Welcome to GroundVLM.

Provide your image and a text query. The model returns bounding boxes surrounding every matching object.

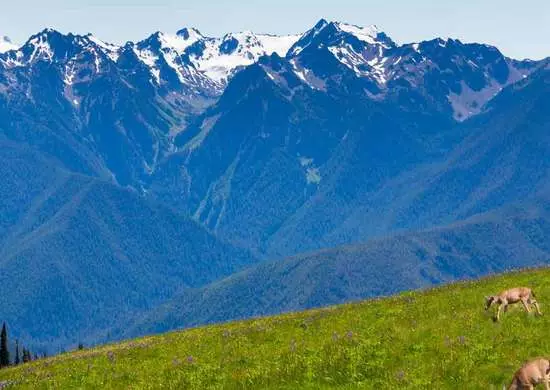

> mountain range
[123,196,550,340]
[0,19,549,351]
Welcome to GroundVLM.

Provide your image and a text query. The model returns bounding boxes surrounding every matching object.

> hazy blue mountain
[123,197,550,339]
[0,138,256,352]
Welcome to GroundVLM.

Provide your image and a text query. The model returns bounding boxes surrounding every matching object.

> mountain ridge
[119,195,550,339]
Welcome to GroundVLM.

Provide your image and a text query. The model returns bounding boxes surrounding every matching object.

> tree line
[0,322,39,369]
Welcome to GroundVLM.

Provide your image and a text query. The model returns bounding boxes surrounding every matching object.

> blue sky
[1,0,548,59]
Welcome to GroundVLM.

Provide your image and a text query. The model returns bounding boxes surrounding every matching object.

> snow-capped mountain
[2,20,539,121]
[283,20,540,120]
[1,29,116,65]
[0,19,546,189]
[133,28,300,92]
[0,27,299,98]
[0,35,17,53]
[133,30,217,95]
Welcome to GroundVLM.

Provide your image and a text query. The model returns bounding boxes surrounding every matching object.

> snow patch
[256,34,300,57]
[64,63,76,85]
[306,167,321,184]
[28,35,54,62]
[298,156,321,184]
[87,34,120,62]
[134,48,161,84]
[290,59,326,90]
[190,31,299,83]
[335,22,380,45]
[299,156,314,167]
[329,44,388,84]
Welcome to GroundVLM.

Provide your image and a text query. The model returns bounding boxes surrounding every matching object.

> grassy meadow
[3,268,550,389]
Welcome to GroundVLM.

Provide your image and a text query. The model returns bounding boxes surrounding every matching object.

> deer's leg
[496,303,505,321]
[531,299,543,316]
[521,299,531,313]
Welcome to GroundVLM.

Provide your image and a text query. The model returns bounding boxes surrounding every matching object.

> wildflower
[0,381,13,389]
[396,370,406,381]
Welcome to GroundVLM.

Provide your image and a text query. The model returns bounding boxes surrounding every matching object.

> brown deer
[485,287,542,322]
[508,358,550,389]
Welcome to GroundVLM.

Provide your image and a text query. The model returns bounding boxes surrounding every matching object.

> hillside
[120,197,550,339]
[3,268,550,388]
[0,138,257,352]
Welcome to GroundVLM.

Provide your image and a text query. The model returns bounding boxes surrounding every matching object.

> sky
[1,0,548,60]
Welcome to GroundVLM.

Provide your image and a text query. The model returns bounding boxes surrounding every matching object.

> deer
[508,358,550,389]
[485,287,542,322]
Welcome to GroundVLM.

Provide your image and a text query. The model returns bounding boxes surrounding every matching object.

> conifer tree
[15,340,20,365]
[0,323,10,368]
[26,349,31,363]
[22,349,30,363]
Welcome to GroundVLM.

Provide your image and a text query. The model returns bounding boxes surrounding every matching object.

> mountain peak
[176,27,203,41]
[138,29,202,55]
[30,28,63,41]
[289,19,393,57]
[3,28,121,68]
[25,28,90,49]
[313,18,329,30]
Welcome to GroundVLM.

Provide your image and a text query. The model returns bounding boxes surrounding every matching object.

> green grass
[4,268,550,389]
